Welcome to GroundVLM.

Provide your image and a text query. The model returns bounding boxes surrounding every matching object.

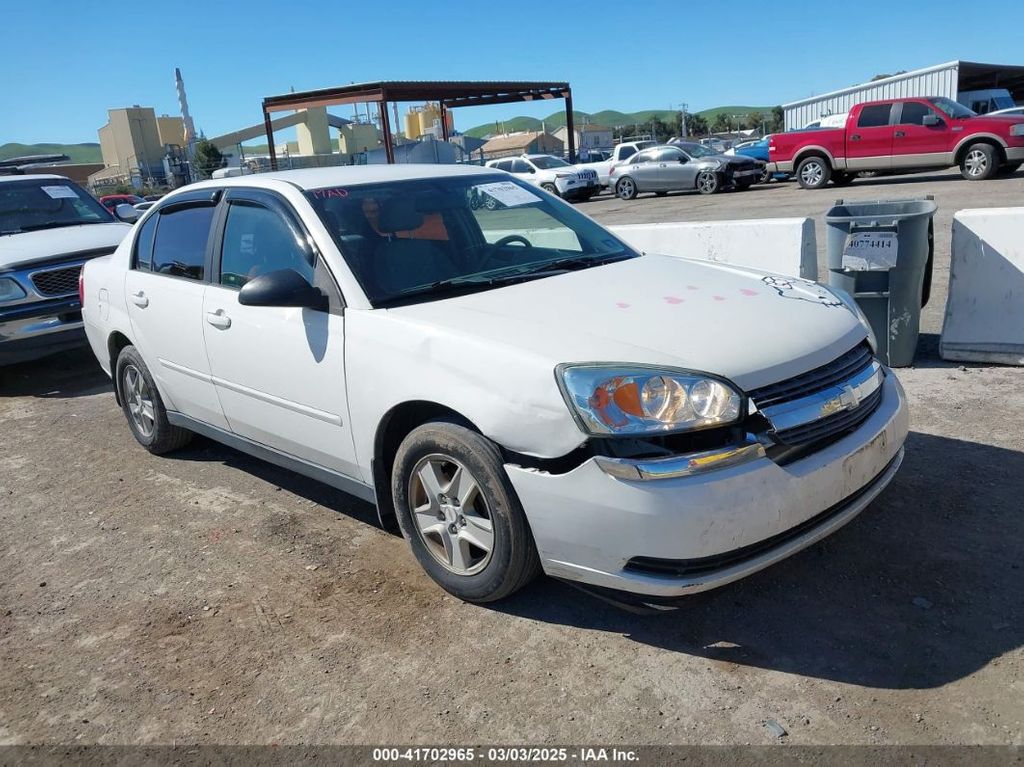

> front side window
[151,205,214,281]
[529,155,571,170]
[857,104,894,127]
[0,179,113,235]
[898,102,940,126]
[305,175,637,306]
[510,159,533,173]
[219,202,314,288]
[653,147,685,162]
[929,97,975,119]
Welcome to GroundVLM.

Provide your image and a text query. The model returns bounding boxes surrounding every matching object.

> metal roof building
[782,60,1024,130]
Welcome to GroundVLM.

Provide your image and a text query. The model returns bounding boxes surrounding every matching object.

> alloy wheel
[697,172,718,193]
[800,160,824,186]
[965,149,988,177]
[408,454,494,576]
[617,179,635,199]
[123,364,155,438]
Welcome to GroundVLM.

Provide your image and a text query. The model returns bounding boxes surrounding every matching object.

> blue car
[728,137,790,183]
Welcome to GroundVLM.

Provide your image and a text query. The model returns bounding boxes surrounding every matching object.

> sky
[2,0,1023,146]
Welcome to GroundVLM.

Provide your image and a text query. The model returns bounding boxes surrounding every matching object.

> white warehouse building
[782,60,1024,131]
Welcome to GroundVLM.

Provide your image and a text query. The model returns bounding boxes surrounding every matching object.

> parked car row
[609,142,765,199]
[75,163,907,608]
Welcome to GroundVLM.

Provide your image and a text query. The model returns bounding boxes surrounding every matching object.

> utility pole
[677,102,689,138]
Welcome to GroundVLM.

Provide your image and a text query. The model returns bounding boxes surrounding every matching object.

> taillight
[78,269,85,305]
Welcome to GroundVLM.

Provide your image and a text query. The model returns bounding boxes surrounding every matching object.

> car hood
[0,223,131,271]
[389,255,866,392]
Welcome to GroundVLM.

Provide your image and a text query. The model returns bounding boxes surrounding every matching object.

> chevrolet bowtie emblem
[821,384,861,417]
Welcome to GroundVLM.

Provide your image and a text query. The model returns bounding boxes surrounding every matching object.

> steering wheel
[478,234,535,271]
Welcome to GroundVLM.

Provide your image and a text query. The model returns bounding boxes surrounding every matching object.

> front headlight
[557,365,743,436]
[0,277,27,303]
[825,285,878,352]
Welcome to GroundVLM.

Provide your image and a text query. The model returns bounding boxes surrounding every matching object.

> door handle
[850,134,861,141]
[894,130,906,138]
[130,291,149,308]
[206,310,231,329]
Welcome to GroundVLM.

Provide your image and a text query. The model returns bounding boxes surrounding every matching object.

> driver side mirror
[922,114,942,127]
[678,156,688,164]
[114,204,141,224]
[238,268,328,311]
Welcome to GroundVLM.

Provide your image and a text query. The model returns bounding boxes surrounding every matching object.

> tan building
[94,106,186,186]
[553,124,613,152]
[480,131,563,160]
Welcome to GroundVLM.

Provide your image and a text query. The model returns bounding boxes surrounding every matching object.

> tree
[745,111,765,132]
[193,139,225,178]
[711,112,731,134]
[870,70,906,82]
[686,113,708,137]
[768,106,785,133]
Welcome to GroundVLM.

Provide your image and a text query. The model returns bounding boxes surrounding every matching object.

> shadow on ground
[499,429,1023,690]
[0,347,110,399]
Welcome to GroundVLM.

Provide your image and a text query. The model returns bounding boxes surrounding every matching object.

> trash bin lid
[825,198,937,225]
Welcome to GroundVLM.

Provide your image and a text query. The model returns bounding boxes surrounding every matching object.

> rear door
[124,192,227,429]
[201,188,358,477]
[625,149,663,191]
[891,101,952,169]
[846,103,895,170]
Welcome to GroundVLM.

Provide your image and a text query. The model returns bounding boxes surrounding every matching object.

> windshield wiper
[14,221,86,233]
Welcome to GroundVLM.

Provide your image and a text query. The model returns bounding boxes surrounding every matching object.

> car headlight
[825,285,878,352]
[1010,123,1024,137]
[0,277,27,302]
[557,364,744,436]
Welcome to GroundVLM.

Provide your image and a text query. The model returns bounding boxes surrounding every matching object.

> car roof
[0,173,70,184]
[185,164,498,193]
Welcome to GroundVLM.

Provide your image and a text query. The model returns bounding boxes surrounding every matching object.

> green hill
[0,143,102,164]
[464,106,773,138]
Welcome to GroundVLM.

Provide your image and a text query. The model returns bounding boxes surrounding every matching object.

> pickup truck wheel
[696,171,721,194]
[960,144,998,180]
[115,345,192,454]
[831,171,857,186]
[392,420,541,603]
[615,177,638,200]
[796,156,831,189]
[541,182,560,196]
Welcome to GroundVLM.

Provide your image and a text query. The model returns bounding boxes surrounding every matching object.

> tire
[796,155,832,189]
[615,177,638,200]
[696,170,721,195]
[115,345,192,454]
[831,171,858,186]
[758,166,771,184]
[540,182,560,196]
[391,420,541,603]
[959,143,999,180]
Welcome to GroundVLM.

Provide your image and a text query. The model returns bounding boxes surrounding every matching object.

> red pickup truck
[769,97,1024,189]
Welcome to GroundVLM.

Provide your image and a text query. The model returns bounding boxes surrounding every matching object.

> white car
[0,174,131,365]
[81,165,908,607]
[485,155,599,201]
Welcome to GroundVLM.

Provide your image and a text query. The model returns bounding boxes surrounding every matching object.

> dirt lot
[1,169,1022,747]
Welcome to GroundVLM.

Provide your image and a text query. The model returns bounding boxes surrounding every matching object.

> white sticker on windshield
[41,185,79,200]
[476,182,540,208]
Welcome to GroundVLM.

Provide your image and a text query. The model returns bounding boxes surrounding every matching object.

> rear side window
[632,150,656,164]
[857,104,893,128]
[132,213,158,271]
[151,205,214,281]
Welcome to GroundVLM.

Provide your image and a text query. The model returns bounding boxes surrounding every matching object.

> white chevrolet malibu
[81,165,908,607]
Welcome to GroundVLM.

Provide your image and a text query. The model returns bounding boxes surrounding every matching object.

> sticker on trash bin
[842,232,898,271]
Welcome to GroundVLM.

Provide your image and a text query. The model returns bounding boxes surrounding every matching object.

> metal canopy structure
[261,80,575,168]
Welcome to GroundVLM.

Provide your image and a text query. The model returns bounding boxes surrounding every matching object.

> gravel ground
[1,168,1022,746]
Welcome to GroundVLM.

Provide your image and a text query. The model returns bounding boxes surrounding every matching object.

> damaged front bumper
[505,372,908,599]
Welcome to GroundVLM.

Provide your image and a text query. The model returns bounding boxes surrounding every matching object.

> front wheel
[540,182,560,196]
[796,156,832,189]
[696,170,721,195]
[960,143,999,180]
[392,420,541,603]
[116,345,192,454]
[615,177,639,200]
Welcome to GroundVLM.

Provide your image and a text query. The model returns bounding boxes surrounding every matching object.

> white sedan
[81,165,907,607]
[485,155,599,201]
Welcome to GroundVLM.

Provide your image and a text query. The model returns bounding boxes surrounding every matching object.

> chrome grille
[750,343,873,408]
[751,343,882,449]
[31,265,82,297]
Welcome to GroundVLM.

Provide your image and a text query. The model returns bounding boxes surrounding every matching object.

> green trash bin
[825,197,937,367]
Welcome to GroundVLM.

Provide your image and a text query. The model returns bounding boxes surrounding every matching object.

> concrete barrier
[608,218,818,280]
[940,208,1024,365]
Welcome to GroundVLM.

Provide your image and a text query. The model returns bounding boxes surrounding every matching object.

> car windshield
[675,143,718,158]
[929,97,976,119]
[528,156,571,170]
[305,174,638,307]
[0,179,113,235]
